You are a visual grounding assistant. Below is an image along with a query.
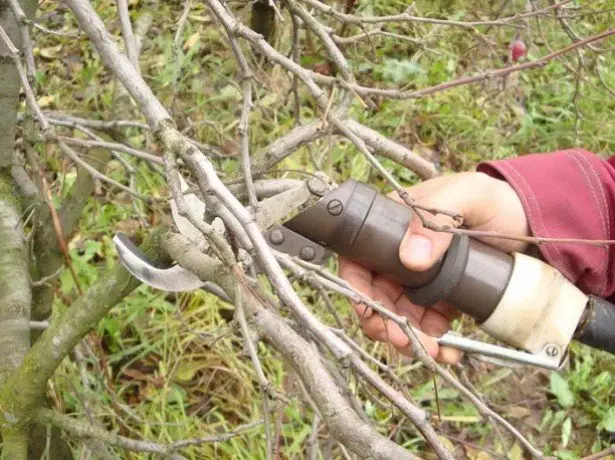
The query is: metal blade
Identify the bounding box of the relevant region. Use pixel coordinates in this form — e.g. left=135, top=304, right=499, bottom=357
left=114, top=232, right=206, bottom=292
left=254, top=181, right=318, bottom=231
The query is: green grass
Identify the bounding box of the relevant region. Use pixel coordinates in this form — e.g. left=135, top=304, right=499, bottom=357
left=28, top=0, right=615, bottom=458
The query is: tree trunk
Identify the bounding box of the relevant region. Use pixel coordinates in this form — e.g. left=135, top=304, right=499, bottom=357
left=0, top=3, right=70, bottom=459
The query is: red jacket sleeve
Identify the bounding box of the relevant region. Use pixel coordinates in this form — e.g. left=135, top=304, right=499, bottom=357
left=477, top=149, right=615, bottom=301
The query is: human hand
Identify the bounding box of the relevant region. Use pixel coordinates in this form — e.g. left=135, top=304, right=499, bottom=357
left=338, top=171, right=530, bottom=364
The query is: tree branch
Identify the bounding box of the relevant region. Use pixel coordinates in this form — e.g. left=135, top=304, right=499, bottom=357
left=0, top=171, right=31, bottom=459
left=162, top=233, right=425, bottom=460
left=37, top=408, right=263, bottom=455
left=0, top=227, right=172, bottom=430
left=116, top=0, right=139, bottom=73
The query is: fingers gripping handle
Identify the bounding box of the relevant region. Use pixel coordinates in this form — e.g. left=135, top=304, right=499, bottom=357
left=284, top=179, right=513, bottom=322
left=284, top=179, right=611, bottom=361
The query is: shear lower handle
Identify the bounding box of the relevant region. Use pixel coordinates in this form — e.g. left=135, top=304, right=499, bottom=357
left=574, top=295, right=615, bottom=354
left=479, top=252, right=588, bottom=363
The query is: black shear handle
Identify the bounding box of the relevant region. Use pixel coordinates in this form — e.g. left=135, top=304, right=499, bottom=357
left=575, top=295, right=615, bottom=355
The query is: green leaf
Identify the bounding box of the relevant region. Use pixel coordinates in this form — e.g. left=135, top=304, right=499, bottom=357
left=550, top=373, right=575, bottom=408
left=375, top=59, right=423, bottom=83
left=562, top=417, right=572, bottom=448
left=555, top=451, right=578, bottom=460
left=600, top=407, right=615, bottom=432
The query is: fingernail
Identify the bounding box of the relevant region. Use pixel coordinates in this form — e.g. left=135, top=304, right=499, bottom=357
left=401, top=234, right=433, bottom=267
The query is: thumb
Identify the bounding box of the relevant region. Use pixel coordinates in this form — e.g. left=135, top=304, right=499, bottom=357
left=399, top=221, right=453, bottom=272
left=396, top=179, right=470, bottom=272
left=394, top=172, right=499, bottom=272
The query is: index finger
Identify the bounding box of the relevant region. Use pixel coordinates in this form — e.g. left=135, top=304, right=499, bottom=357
left=338, top=256, right=374, bottom=318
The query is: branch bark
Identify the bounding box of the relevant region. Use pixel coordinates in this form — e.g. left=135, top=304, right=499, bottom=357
left=0, top=171, right=31, bottom=459
left=252, top=119, right=438, bottom=179
left=162, top=233, right=422, bottom=460
left=0, top=2, right=38, bottom=458
left=0, top=227, right=171, bottom=432
left=30, top=147, right=111, bottom=329
left=37, top=408, right=263, bottom=456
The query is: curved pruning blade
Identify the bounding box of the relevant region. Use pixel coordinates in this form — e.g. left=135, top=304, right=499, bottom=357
left=113, top=232, right=206, bottom=292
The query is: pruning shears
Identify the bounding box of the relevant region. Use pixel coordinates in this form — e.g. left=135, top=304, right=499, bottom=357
left=113, top=173, right=615, bottom=371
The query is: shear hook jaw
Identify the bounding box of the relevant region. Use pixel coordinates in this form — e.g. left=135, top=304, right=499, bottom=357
left=113, top=232, right=206, bottom=292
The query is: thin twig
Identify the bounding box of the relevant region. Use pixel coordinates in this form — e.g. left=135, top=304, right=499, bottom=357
left=117, top=0, right=140, bottom=72
left=8, top=0, right=36, bottom=81
left=30, top=321, right=50, bottom=330
left=582, top=445, right=615, bottom=460
left=312, top=28, right=615, bottom=100
left=56, top=136, right=163, bottom=165
left=234, top=284, right=274, bottom=460
left=58, top=140, right=154, bottom=201
left=31, top=266, right=63, bottom=287
left=174, top=0, right=193, bottom=50
left=37, top=408, right=263, bottom=455
left=301, top=0, right=572, bottom=32
left=32, top=21, right=81, bottom=38
left=209, top=5, right=259, bottom=208
left=24, top=146, right=83, bottom=296
left=47, top=114, right=149, bottom=131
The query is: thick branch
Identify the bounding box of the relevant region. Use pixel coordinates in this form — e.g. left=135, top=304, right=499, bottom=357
left=0, top=0, right=37, bottom=167
left=0, top=228, right=172, bottom=429
left=253, top=120, right=438, bottom=179
left=0, top=171, right=31, bottom=460
left=162, top=234, right=421, bottom=460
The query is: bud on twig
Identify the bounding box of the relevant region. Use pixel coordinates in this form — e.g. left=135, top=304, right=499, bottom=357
left=510, top=34, right=527, bottom=62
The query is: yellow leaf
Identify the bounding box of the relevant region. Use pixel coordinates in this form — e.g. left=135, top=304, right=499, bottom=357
left=37, top=44, right=62, bottom=59
left=189, top=14, right=212, bottom=23
left=184, top=32, right=200, bottom=51
left=463, top=445, right=492, bottom=460
left=509, top=442, right=524, bottom=460
left=37, top=95, right=55, bottom=108
left=141, top=385, right=158, bottom=401
left=174, top=359, right=214, bottom=382
left=506, top=406, right=531, bottom=419
left=174, top=361, right=201, bottom=382
left=437, top=436, right=455, bottom=451
left=438, top=415, right=482, bottom=423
